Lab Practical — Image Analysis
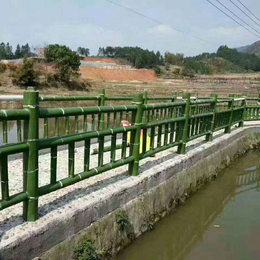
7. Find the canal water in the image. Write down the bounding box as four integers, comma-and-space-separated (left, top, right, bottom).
115, 150, 260, 260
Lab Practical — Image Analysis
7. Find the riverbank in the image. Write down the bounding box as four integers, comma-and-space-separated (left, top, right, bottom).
1, 74, 260, 101
1, 123, 260, 259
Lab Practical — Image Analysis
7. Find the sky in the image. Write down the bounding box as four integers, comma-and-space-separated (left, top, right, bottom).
1, 0, 260, 56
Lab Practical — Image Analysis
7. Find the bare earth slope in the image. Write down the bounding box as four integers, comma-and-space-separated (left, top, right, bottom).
80, 67, 157, 82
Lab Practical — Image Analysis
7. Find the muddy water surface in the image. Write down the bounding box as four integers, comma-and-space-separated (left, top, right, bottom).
115, 150, 260, 260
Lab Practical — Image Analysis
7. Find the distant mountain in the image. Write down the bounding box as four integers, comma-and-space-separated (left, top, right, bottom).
237, 41, 260, 58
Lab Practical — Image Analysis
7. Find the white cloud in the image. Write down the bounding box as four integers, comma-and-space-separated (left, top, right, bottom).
209, 26, 245, 37
206, 26, 257, 48
148, 24, 175, 36
33, 22, 124, 55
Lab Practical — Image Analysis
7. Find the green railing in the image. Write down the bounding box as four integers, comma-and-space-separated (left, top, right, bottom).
0, 89, 257, 222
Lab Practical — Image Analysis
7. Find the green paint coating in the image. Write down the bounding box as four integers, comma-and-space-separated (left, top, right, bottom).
51, 146, 57, 184
69, 143, 75, 178
0, 89, 257, 222
177, 93, 191, 154
129, 94, 143, 176
23, 88, 39, 221
206, 94, 218, 142
98, 89, 105, 131
1, 155, 9, 200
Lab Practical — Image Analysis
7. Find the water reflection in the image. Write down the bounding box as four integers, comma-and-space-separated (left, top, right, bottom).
0, 117, 91, 145
115, 151, 260, 260
0, 111, 134, 145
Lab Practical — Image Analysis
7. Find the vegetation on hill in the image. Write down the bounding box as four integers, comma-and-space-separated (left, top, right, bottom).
165, 45, 260, 76
216, 45, 260, 71
237, 40, 260, 58
1, 42, 260, 88
97, 46, 164, 68
96, 45, 260, 76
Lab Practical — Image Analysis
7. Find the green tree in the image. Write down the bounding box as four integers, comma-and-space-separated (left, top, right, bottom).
5, 43, 13, 59
45, 44, 81, 81
165, 52, 184, 65
77, 47, 90, 57
0, 42, 6, 59
105, 46, 115, 57
15, 44, 22, 59
98, 47, 105, 56
21, 43, 31, 57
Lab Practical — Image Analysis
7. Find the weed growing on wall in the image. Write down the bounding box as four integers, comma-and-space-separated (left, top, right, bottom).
74, 240, 100, 260
116, 210, 135, 240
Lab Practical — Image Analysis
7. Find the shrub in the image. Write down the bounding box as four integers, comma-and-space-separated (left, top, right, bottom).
174, 68, 181, 74
12, 58, 39, 87
74, 240, 100, 260
0, 63, 7, 73
8, 64, 18, 72
165, 63, 170, 71
154, 66, 163, 75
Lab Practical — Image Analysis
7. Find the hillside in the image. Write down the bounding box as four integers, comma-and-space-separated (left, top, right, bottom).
237, 41, 260, 58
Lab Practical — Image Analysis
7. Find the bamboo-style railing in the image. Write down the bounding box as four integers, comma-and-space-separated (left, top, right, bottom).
0, 88, 259, 222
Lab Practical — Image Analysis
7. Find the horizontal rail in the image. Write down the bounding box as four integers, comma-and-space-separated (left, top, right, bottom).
39, 156, 134, 196
142, 117, 186, 128
234, 98, 246, 101
39, 105, 137, 118
140, 141, 182, 159
0, 109, 29, 120
190, 99, 214, 105
0, 192, 28, 210
0, 142, 28, 155
40, 96, 99, 102
190, 112, 213, 119
216, 109, 232, 114
145, 102, 185, 110
105, 97, 132, 101
148, 97, 173, 101
188, 131, 210, 141
39, 125, 137, 149
0, 95, 23, 102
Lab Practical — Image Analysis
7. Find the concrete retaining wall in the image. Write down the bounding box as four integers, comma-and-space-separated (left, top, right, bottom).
1, 126, 260, 260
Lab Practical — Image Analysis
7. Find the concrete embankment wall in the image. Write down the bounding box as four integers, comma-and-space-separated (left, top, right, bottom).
1, 126, 260, 260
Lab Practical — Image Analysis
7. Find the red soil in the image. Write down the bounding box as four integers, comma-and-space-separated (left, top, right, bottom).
83, 57, 118, 64
80, 67, 157, 82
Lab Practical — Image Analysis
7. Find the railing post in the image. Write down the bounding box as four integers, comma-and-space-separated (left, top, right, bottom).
206, 94, 218, 142
98, 89, 105, 130
23, 87, 39, 221
177, 93, 190, 154
225, 96, 234, 134
142, 91, 148, 123
129, 94, 144, 176
239, 96, 246, 127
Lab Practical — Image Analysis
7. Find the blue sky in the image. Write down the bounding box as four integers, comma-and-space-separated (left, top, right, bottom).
1, 0, 259, 56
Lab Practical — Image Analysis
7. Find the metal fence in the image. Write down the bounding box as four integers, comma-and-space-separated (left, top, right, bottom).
0, 88, 258, 222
